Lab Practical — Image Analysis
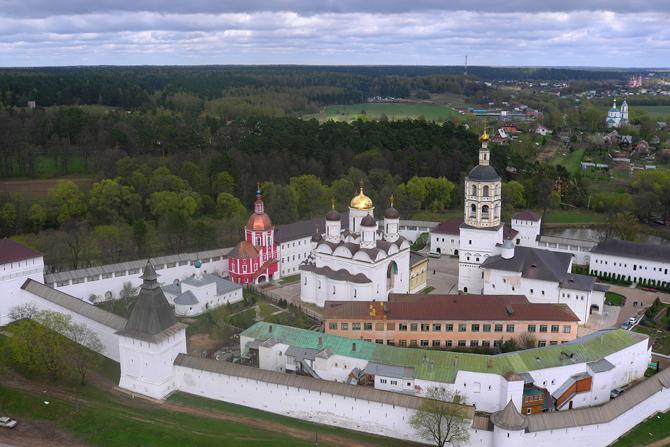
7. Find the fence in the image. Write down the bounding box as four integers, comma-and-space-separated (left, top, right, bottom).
247, 284, 323, 322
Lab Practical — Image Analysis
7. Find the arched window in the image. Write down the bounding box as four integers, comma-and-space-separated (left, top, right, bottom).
483, 185, 489, 197
471, 184, 477, 196
470, 204, 476, 218
482, 205, 490, 219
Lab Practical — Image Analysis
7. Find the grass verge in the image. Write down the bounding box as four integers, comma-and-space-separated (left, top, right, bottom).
610, 410, 670, 447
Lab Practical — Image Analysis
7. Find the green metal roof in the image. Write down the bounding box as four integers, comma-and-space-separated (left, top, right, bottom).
241, 322, 648, 384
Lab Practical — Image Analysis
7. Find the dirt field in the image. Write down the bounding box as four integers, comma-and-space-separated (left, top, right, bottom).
0, 177, 94, 198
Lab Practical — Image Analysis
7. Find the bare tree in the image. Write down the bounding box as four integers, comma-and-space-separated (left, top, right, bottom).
410, 388, 471, 447
517, 332, 538, 350
8, 303, 39, 321
68, 322, 104, 385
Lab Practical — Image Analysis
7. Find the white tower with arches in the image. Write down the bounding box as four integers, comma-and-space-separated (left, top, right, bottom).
458, 129, 504, 294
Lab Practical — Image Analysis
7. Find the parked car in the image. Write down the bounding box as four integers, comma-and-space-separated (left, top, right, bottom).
0, 416, 17, 429
610, 387, 625, 399
428, 251, 441, 258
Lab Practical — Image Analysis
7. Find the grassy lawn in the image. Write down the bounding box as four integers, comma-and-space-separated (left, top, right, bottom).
611, 410, 670, 446
258, 302, 282, 319
311, 103, 460, 123
0, 384, 323, 447
605, 291, 626, 306
550, 148, 585, 174
543, 209, 606, 225
279, 274, 301, 286
632, 105, 670, 119
634, 324, 670, 356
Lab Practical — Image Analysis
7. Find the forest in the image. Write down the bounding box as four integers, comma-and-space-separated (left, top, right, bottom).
0, 65, 664, 271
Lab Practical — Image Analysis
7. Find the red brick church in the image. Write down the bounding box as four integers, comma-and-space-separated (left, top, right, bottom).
227, 187, 278, 284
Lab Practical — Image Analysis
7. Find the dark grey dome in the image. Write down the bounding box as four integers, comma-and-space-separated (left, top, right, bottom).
361, 214, 376, 227
326, 209, 341, 221
467, 164, 500, 181
384, 207, 400, 219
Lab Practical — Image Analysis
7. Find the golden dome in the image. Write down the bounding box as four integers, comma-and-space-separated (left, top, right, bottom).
350, 186, 373, 210
246, 212, 273, 231
480, 128, 489, 142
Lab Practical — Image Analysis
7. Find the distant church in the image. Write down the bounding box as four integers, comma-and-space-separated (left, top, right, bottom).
606, 99, 629, 128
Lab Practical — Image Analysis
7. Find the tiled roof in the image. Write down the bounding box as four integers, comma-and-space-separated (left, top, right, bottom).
0, 238, 42, 264
323, 294, 580, 322
591, 238, 670, 263
228, 240, 259, 259
491, 400, 528, 430
241, 322, 647, 384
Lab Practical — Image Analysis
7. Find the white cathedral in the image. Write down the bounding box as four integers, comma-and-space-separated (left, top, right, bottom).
606, 99, 629, 128
299, 189, 411, 307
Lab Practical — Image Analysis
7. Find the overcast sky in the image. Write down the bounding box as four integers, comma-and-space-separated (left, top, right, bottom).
1, 1, 669, 67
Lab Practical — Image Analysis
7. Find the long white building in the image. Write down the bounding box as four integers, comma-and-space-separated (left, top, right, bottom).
590, 239, 670, 286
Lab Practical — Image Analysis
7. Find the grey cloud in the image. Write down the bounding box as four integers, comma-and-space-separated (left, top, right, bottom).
2, 0, 670, 18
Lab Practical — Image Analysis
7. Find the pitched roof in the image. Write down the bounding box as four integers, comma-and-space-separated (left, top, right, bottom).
299, 264, 371, 283
241, 322, 647, 384
513, 210, 541, 222
591, 238, 670, 263
275, 214, 349, 244
323, 294, 580, 322
432, 217, 463, 235
181, 273, 243, 295
481, 246, 573, 283
174, 290, 198, 305
117, 261, 183, 342
228, 240, 259, 259
0, 238, 42, 264
491, 400, 528, 431
21, 279, 126, 330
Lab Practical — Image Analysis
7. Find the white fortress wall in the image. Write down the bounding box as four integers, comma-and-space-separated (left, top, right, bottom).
19, 279, 126, 361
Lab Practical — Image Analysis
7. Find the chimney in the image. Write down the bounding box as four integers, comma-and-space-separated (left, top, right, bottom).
505, 305, 514, 316
352, 342, 357, 352
268, 325, 273, 333
318, 336, 323, 347
487, 358, 493, 369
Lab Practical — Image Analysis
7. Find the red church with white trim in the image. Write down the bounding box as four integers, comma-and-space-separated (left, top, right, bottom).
227, 187, 278, 284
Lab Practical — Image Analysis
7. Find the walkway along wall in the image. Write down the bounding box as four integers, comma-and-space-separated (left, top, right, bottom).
172, 354, 490, 444
171, 354, 670, 447
19, 279, 126, 362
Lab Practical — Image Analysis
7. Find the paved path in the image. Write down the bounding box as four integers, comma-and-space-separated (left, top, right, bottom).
426, 255, 459, 294
608, 285, 670, 326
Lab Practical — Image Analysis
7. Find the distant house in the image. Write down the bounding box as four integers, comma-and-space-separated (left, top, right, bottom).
535, 125, 552, 136
603, 130, 620, 146
634, 140, 650, 155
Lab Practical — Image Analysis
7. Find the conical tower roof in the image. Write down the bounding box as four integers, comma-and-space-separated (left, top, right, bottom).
117, 260, 181, 342
491, 400, 528, 431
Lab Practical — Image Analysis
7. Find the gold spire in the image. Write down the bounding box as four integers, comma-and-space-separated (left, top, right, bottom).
389, 194, 395, 208
331, 197, 336, 209
480, 127, 489, 143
